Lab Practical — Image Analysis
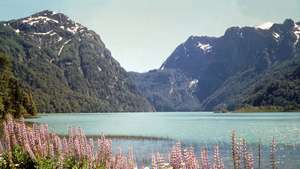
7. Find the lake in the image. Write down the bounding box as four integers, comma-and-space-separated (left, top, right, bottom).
26, 112, 300, 168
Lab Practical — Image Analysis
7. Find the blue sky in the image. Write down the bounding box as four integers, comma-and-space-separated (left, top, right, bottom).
1, 0, 300, 72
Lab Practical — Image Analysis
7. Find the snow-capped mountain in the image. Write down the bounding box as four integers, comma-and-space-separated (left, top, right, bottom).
0, 10, 154, 113
132, 19, 300, 111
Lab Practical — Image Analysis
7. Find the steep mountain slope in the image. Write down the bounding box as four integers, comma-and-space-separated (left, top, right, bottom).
0, 10, 154, 113
132, 19, 300, 111
0, 52, 37, 118
130, 70, 201, 111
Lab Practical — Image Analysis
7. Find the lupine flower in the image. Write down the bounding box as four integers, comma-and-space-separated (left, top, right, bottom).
97, 134, 112, 165
3, 121, 12, 163
0, 117, 288, 169
24, 142, 36, 160
170, 142, 183, 169
156, 152, 165, 169
0, 140, 4, 154
241, 139, 247, 169
183, 147, 198, 169
231, 130, 241, 169
200, 147, 209, 169
245, 152, 254, 169
0, 118, 139, 169
212, 145, 224, 169
151, 154, 158, 169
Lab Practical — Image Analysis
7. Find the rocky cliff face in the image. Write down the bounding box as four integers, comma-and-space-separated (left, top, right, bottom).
0, 10, 154, 113
132, 19, 300, 111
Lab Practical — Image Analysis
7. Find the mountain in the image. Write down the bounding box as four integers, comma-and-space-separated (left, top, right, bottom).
130, 69, 201, 111
0, 10, 154, 113
131, 19, 300, 111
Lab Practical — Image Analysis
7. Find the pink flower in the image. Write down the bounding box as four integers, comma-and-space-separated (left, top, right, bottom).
151, 154, 158, 169
212, 145, 224, 169
200, 147, 209, 169
183, 147, 198, 169
170, 142, 183, 169
231, 130, 241, 169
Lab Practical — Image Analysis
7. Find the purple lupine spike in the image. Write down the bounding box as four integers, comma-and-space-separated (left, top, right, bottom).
56, 135, 63, 156
62, 137, 69, 156
245, 152, 254, 169
170, 142, 183, 169
97, 134, 112, 165
74, 137, 81, 160
241, 139, 247, 169
3, 121, 11, 151
231, 130, 241, 169
183, 147, 198, 169
24, 142, 36, 160
156, 152, 165, 169
200, 147, 209, 169
212, 145, 224, 169
3, 121, 13, 164
0, 140, 4, 154
86, 141, 95, 169
7, 117, 17, 147
152, 154, 158, 169
49, 143, 55, 159
15, 123, 22, 146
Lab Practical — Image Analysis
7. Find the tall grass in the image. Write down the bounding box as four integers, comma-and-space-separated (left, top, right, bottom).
0, 117, 279, 169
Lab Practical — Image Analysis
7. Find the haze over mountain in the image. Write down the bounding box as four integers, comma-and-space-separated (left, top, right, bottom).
131, 19, 300, 112
0, 10, 154, 113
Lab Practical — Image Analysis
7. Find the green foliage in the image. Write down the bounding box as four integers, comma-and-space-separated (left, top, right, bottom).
0, 52, 37, 118
62, 156, 98, 169
0, 145, 35, 169
0, 23, 153, 113
240, 55, 300, 112
35, 157, 56, 169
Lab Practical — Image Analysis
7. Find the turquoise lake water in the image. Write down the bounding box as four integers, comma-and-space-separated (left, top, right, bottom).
26, 112, 300, 168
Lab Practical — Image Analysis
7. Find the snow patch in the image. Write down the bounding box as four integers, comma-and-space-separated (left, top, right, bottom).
169, 87, 174, 95
22, 16, 59, 25
66, 23, 83, 34
272, 32, 280, 39
3, 23, 7, 26
58, 39, 71, 56
15, 29, 20, 34
33, 30, 53, 35
239, 32, 244, 38
58, 36, 63, 42
256, 22, 274, 30
188, 79, 198, 89
160, 64, 165, 70
294, 24, 300, 45
50, 32, 56, 36
97, 65, 102, 72
60, 26, 65, 30
197, 42, 212, 53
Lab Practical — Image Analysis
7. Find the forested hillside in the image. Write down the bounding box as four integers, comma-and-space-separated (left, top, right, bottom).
0, 52, 37, 118
0, 10, 154, 113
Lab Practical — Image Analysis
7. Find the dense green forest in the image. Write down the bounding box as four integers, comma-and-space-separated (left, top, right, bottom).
0, 52, 37, 118
0, 11, 154, 113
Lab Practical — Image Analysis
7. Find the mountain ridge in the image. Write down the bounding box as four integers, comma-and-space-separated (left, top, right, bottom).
0, 10, 154, 113
131, 19, 300, 111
